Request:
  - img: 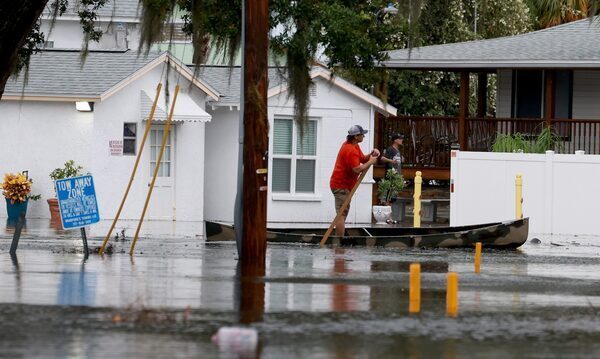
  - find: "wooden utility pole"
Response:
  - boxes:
[240,0,269,269]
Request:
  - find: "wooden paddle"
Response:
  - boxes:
[319,164,372,247]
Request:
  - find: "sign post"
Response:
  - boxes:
[55,175,100,256]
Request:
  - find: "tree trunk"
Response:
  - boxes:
[0,0,48,99]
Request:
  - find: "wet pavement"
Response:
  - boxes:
[1,224,600,358]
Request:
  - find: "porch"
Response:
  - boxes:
[374,113,600,180]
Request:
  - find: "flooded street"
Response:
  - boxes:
[1,233,600,358]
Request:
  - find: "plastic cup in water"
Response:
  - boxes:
[211,326,258,354]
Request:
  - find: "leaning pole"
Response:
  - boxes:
[236,0,269,270]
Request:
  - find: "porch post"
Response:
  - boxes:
[476,72,487,118]
[544,70,556,128]
[459,71,469,150]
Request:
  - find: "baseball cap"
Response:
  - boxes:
[391,133,404,141]
[348,125,368,135]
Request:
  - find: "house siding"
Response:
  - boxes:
[572,70,600,119]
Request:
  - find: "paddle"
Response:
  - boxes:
[319,165,372,247]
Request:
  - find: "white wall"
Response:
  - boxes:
[450,150,600,235]
[0,101,93,218]
[204,76,377,225]
[204,108,239,222]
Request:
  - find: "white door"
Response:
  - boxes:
[147,125,175,220]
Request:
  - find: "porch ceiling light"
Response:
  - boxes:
[75,101,94,112]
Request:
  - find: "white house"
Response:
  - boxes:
[0,50,216,234]
[41,0,144,51]
[381,17,600,156]
[201,65,397,226]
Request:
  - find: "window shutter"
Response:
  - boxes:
[273,119,293,155]
[272,158,291,192]
[297,121,316,156]
[295,159,315,193]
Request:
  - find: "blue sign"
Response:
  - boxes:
[55,175,100,229]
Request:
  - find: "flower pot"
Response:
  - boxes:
[6,198,28,220]
[47,198,63,228]
[372,205,392,224]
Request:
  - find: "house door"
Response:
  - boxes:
[147,125,175,220]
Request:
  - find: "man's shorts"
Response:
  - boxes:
[332,188,350,217]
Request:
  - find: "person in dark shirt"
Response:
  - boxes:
[381,133,404,171]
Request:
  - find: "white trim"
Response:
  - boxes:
[2,95,99,102]
[100,53,220,101]
[271,194,322,202]
[380,60,600,69]
[267,67,397,116]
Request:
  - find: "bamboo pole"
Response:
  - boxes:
[319,166,371,247]
[130,85,180,256]
[99,83,162,255]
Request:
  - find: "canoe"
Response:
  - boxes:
[205,217,529,249]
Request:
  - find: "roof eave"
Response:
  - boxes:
[380,60,600,70]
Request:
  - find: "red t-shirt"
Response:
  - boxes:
[330,142,367,190]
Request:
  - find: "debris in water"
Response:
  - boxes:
[212,327,258,355]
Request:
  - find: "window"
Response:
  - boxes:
[150,127,172,177]
[513,70,543,118]
[272,118,317,194]
[123,123,137,155]
[512,70,573,119]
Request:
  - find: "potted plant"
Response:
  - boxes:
[373,168,404,224]
[48,160,84,225]
[1,172,41,220]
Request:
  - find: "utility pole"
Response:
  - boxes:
[237,0,269,270]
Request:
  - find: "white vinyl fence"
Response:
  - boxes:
[450,150,600,235]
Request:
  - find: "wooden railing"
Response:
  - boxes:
[376,115,600,169]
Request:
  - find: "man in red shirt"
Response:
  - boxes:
[330,125,380,237]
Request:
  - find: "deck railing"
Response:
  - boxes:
[377,115,600,169]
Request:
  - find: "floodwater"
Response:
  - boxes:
[1,231,600,358]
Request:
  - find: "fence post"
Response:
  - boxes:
[515,173,523,220]
[544,151,554,234]
[413,171,422,228]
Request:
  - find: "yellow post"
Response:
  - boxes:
[446,272,459,317]
[413,171,422,228]
[474,242,482,274]
[130,85,180,256]
[99,83,162,255]
[409,263,421,313]
[515,173,523,219]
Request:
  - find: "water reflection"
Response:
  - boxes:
[332,249,352,312]
[237,261,265,324]
[10,253,22,302]
[371,260,449,273]
[57,259,96,306]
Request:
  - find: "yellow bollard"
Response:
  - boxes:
[413,171,422,228]
[409,263,421,313]
[446,272,459,317]
[515,173,523,219]
[475,242,482,274]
